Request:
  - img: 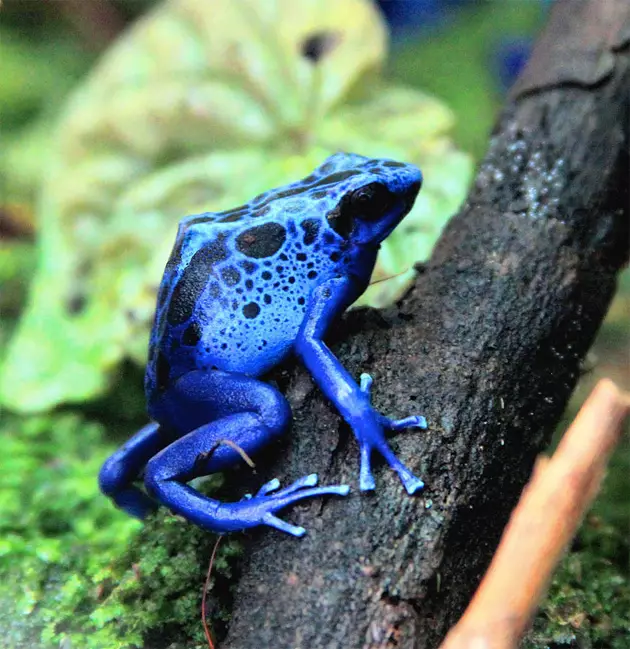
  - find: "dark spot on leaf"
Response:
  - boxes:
[67,293,87,316]
[301,31,341,63]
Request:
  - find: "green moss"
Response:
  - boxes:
[525,530,630,648]
[0,413,240,648]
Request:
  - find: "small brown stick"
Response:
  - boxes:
[440,378,630,649]
[202,536,223,649]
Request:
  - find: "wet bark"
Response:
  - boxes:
[224,2,630,647]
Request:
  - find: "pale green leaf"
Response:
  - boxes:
[0,0,469,412]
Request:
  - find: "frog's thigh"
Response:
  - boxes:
[157,369,292,472]
[98,421,164,518]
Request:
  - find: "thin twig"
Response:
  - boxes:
[202,536,223,649]
[440,379,630,649]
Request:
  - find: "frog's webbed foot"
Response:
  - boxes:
[226,474,350,537]
[357,373,426,495]
[360,373,428,431]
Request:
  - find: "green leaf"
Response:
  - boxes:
[1,0,469,412]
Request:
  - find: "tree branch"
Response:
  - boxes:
[223,2,630,647]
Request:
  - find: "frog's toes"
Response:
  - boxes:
[386,414,428,431]
[255,478,281,497]
[398,470,425,495]
[359,446,377,492]
[262,513,306,537]
[275,473,349,498]
[360,372,373,395]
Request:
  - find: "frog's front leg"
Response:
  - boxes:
[143,370,349,536]
[295,278,426,494]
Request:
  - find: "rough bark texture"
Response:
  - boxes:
[224,2,630,648]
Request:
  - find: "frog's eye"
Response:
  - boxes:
[349,182,393,220]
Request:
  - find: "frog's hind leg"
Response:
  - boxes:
[98,422,165,518]
[143,370,349,536]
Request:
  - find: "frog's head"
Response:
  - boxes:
[320,154,422,249]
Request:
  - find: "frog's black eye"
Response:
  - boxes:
[349,182,393,220]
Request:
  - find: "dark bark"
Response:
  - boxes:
[224,2,630,648]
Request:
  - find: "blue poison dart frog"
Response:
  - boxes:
[99,153,427,537]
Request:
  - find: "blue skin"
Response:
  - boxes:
[99,153,427,537]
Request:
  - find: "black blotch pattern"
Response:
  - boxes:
[307,270,318,279]
[182,321,202,346]
[241,261,258,274]
[326,195,354,239]
[297,252,307,261]
[166,234,228,325]
[301,218,320,245]
[179,212,215,227]
[219,213,244,223]
[308,170,360,190]
[262,270,272,280]
[382,160,407,169]
[236,223,286,258]
[221,266,241,286]
[156,352,171,391]
[252,205,271,218]
[264,294,272,304]
[243,302,260,319]
[248,170,359,214]
[216,205,248,222]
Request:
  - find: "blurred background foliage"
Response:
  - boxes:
[0,1,627,648]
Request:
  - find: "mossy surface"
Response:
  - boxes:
[526,515,630,649]
[0,412,240,649]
